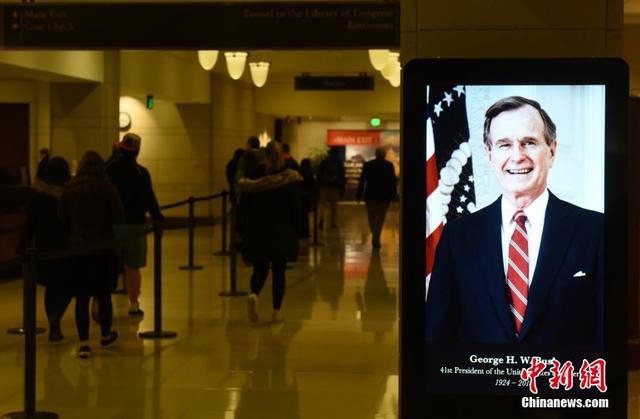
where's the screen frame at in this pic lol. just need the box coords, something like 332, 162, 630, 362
400, 58, 629, 419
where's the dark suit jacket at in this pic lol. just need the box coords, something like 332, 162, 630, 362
356, 157, 397, 203
425, 191, 604, 346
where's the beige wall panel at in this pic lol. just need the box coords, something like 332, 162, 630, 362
120, 51, 210, 104
608, 0, 623, 29
418, 0, 607, 30
402, 0, 417, 31
151, 159, 210, 187
606, 29, 624, 56
623, 25, 640, 94
210, 74, 274, 210
0, 51, 104, 82
51, 127, 78, 166
50, 52, 119, 160
34, 82, 51, 169
416, 30, 607, 57
400, 32, 418, 64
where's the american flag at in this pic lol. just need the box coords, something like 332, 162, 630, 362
426, 85, 476, 294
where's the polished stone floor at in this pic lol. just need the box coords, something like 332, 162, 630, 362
0, 205, 398, 419
0, 204, 638, 418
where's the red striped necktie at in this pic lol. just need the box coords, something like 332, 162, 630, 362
507, 209, 529, 335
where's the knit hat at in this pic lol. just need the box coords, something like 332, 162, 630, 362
119, 133, 141, 151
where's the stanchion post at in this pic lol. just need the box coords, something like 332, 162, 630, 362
24, 249, 36, 415
140, 222, 177, 339
214, 191, 231, 256
7, 254, 46, 335
2, 249, 59, 418
180, 197, 203, 270
219, 208, 247, 297
221, 192, 228, 253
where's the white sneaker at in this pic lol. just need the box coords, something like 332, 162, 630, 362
247, 294, 259, 323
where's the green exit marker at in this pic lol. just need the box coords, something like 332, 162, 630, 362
146, 95, 154, 110
370, 117, 381, 127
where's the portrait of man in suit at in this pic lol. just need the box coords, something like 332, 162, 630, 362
425, 95, 604, 346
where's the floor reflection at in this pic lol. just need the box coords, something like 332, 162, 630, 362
0, 206, 390, 418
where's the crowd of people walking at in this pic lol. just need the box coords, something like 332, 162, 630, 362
15, 134, 398, 355
17, 133, 163, 358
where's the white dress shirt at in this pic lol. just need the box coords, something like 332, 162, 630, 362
500, 189, 549, 286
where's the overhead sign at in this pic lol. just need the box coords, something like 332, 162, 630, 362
327, 130, 381, 146
0, 2, 399, 49
295, 75, 375, 90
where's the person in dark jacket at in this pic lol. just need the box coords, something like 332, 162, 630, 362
106, 133, 164, 316
61, 151, 123, 358
316, 147, 345, 229
17, 157, 72, 342
225, 148, 244, 207
356, 147, 397, 248
236, 141, 302, 323
35, 148, 50, 181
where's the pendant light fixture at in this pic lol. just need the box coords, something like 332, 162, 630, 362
197, 50, 219, 71
389, 63, 401, 87
381, 52, 400, 80
224, 52, 248, 80
368, 49, 390, 71
249, 62, 271, 87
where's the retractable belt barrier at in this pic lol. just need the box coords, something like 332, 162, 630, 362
1, 225, 158, 419
159, 190, 230, 270
0, 190, 247, 419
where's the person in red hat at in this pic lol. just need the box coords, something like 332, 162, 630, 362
106, 133, 164, 316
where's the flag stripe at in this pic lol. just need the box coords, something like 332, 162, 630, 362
426, 155, 438, 197
426, 223, 443, 276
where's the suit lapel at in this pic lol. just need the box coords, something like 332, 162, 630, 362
518, 192, 574, 341
473, 197, 513, 337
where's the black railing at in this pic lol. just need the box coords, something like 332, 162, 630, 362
160, 191, 230, 271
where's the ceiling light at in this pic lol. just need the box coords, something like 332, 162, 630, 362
389, 64, 401, 87
381, 52, 400, 80
249, 62, 270, 87
224, 52, 248, 80
197, 50, 219, 71
368, 49, 390, 71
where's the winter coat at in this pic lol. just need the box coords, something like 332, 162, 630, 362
106, 152, 163, 224
61, 175, 124, 251
356, 157, 398, 203
17, 182, 68, 287
60, 174, 124, 296
235, 168, 303, 263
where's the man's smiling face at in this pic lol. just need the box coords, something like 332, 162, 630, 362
486, 104, 556, 207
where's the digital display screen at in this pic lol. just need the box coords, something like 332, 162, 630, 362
400, 59, 628, 419
425, 85, 605, 396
